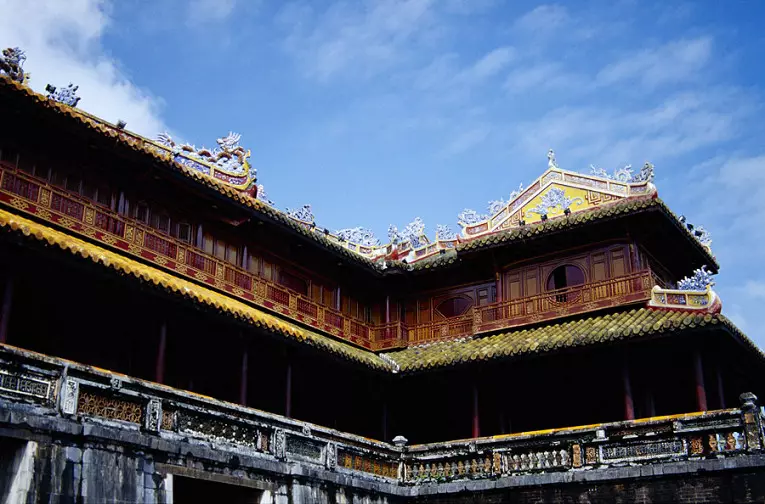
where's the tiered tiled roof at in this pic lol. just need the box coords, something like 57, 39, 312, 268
386, 308, 760, 373
0, 207, 752, 374
0, 208, 390, 371
0, 61, 715, 272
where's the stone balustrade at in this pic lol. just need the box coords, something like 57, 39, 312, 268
1, 344, 763, 492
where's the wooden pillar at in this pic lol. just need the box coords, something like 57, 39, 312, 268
694, 349, 708, 411
385, 296, 391, 324
335, 287, 341, 311
495, 269, 502, 303
382, 399, 389, 441
716, 364, 726, 409
0, 274, 13, 344
239, 348, 249, 406
155, 321, 167, 384
472, 383, 480, 438
623, 363, 635, 420
285, 361, 293, 418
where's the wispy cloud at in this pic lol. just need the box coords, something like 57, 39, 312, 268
0, 0, 167, 136
512, 4, 569, 35
187, 0, 238, 26
278, 0, 437, 81
597, 37, 713, 89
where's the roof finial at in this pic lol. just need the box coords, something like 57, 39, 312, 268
547, 149, 558, 169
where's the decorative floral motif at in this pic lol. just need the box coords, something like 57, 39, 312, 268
335, 227, 380, 246
45, 83, 81, 107
286, 204, 315, 223
677, 265, 715, 291
526, 188, 583, 218
435, 224, 458, 241
0, 47, 26, 83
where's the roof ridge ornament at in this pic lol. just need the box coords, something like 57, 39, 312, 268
45, 83, 81, 107
435, 224, 458, 241
334, 227, 380, 247
0, 47, 27, 83
286, 204, 315, 223
589, 161, 655, 184
547, 149, 559, 169
677, 265, 715, 291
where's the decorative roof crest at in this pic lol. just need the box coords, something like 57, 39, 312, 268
335, 227, 380, 247
547, 149, 559, 169
457, 208, 487, 226
256, 184, 274, 206
0, 47, 27, 83
677, 265, 715, 291
435, 224, 458, 241
589, 162, 654, 184
679, 216, 712, 248
286, 204, 315, 223
393, 217, 426, 248
156, 131, 251, 177
45, 83, 81, 107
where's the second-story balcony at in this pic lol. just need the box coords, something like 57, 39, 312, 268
0, 164, 656, 352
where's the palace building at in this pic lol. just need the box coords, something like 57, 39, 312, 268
1, 48, 765, 503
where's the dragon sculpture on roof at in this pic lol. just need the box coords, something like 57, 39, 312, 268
0, 47, 27, 83
156, 131, 251, 177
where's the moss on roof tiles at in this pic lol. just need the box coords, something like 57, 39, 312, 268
386, 308, 753, 373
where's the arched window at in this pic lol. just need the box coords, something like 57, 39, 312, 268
546, 264, 585, 303
435, 296, 473, 318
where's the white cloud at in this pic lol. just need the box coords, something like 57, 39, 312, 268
278, 0, 437, 81
742, 280, 765, 300
187, 0, 237, 26
458, 47, 515, 83
597, 37, 713, 89
504, 63, 564, 94
442, 126, 490, 156
512, 4, 569, 35
0, 0, 167, 137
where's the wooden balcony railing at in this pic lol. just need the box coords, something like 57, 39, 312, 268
475, 270, 655, 335
0, 165, 656, 352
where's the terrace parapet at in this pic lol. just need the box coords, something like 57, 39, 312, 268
0, 344, 763, 489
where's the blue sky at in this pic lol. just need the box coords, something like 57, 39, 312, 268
3, 0, 765, 346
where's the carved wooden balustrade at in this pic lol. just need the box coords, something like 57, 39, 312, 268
1, 345, 763, 488
0, 165, 655, 352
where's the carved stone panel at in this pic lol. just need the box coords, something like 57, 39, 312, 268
60, 378, 79, 415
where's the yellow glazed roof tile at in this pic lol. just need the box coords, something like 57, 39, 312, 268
0, 207, 391, 371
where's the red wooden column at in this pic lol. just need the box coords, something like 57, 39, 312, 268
0, 274, 13, 344
385, 295, 391, 324
694, 350, 708, 411
495, 268, 503, 303
155, 321, 167, 384
239, 348, 249, 406
472, 383, 480, 438
285, 361, 293, 418
623, 363, 635, 420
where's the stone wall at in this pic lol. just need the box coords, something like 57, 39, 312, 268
3, 346, 765, 503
